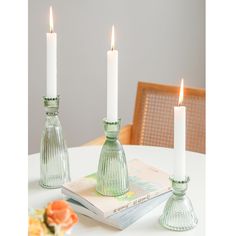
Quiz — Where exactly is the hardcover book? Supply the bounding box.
[66,191,172,229]
[62,159,171,218]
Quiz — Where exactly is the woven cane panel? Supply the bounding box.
[133,87,205,153]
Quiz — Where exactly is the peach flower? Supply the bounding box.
[46,200,78,232]
[28,217,44,236]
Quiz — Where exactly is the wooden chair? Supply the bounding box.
[84,82,205,154]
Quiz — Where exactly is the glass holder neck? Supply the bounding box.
[103,118,121,139]
[43,96,59,116]
[170,176,189,196]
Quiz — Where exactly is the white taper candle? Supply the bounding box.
[46,6,57,98]
[174,79,186,181]
[107,25,118,122]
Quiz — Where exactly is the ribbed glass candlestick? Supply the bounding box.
[40,96,70,189]
[159,176,198,231]
[96,119,129,196]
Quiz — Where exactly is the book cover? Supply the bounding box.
[62,159,171,218]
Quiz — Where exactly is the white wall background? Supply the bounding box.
[29,0,205,154]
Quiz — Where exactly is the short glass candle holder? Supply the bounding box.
[96,118,129,196]
[40,96,70,189]
[159,176,198,231]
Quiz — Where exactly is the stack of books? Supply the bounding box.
[62,159,172,230]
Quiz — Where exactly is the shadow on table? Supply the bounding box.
[28,179,42,192]
[77,213,169,233]
[119,214,168,233]
[150,221,168,232]
[78,214,118,232]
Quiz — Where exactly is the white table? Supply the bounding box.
[28,145,205,236]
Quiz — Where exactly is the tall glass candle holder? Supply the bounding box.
[40,96,70,189]
[159,176,198,231]
[96,119,129,196]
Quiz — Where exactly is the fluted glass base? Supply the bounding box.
[40,96,70,189]
[96,119,129,196]
[159,176,198,231]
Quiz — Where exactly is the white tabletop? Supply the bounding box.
[28,145,205,236]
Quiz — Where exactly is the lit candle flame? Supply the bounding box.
[111,25,115,50]
[178,79,184,106]
[49,6,54,33]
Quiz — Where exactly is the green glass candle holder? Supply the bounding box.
[40,96,70,189]
[96,118,129,196]
[159,176,198,231]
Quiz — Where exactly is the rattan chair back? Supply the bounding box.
[131,82,205,153]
